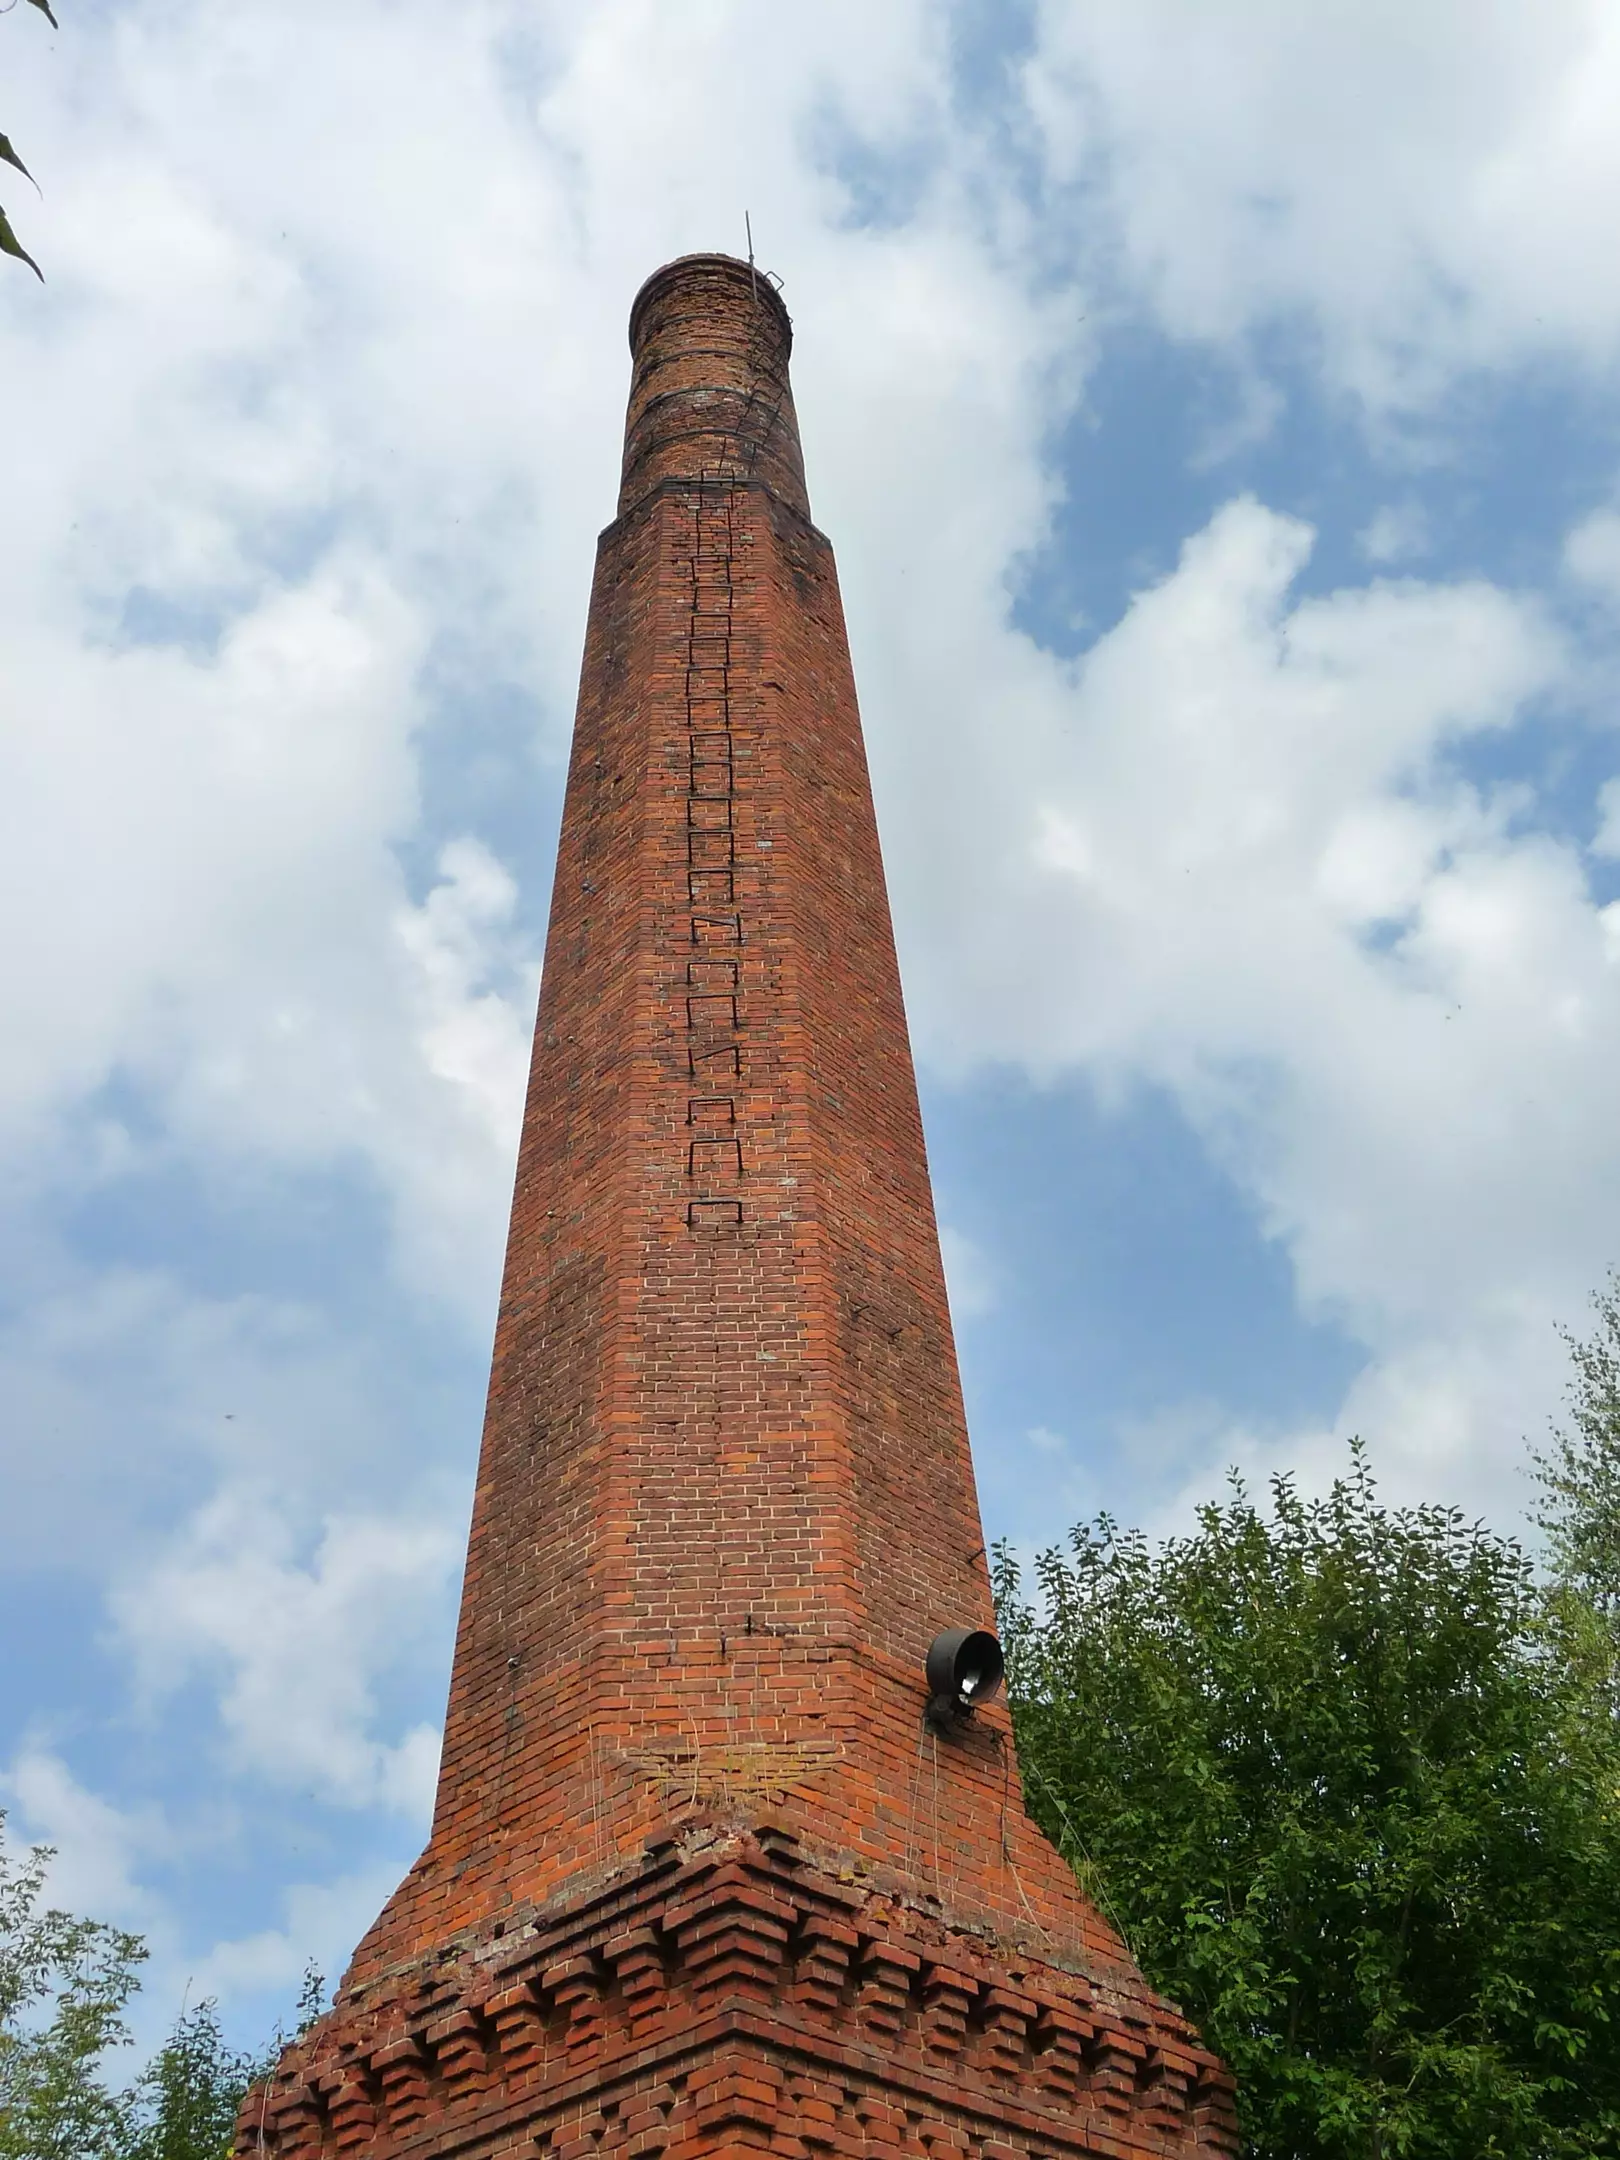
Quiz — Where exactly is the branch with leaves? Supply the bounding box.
[2,0,60,282]
[0,1816,145,2160]
[2,1813,325,2160]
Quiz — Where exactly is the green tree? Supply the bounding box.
[2,0,59,281]
[995,1449,1620,2159]
[122,1999,266,2160]
[1538,1271,1620,1632]
[288,1963,324,2040]
[0,1811,326,2160]
[0,1812,145,2160]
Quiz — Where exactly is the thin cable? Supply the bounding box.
[930,1729,943,1901]
[1022,1753,1138,1959]
[994,1729,1055,1949]
[902,1717,929,1882]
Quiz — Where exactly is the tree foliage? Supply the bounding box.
[1538,1271,1620,1632]
[0,1813,299,2160]
[996,1448,1620,2159]
[122,2000,266,2160]
[2,0,59,282]
[0,1818,145,2160]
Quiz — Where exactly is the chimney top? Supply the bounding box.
[618,249,807,518]
[628,251,792,357]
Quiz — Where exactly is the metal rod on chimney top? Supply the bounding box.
[746,211,757,298]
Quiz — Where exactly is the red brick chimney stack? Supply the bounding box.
[239,254,1236,2160]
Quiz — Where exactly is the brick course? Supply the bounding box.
[239,254,1236,2160]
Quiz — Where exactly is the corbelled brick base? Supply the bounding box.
[242,1816,1236,2160]
[238,254,1236,2160]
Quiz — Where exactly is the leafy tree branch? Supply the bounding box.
[1,0,59,281]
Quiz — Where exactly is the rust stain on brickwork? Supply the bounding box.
[239,253,1236,2160]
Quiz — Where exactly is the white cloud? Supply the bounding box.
[0,1743,411,2048]
[0,562,418,1135]
[389,841,537,1303]
[0,1748,165,1934]
[0,0,995,1334]
[1566,509,1620,601]
[189,1860,414,2011]
[1025,0,1620,405]
[0,1259,459,1577]
[112,1492,455,1816]
[878,494,1620,1522]
[1359,502,1431,567]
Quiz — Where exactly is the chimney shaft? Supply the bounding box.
[351,249,1120,1964]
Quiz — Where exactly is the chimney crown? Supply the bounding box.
[619,251,808,518]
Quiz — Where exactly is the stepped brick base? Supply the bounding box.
[237,1817,1238,2160]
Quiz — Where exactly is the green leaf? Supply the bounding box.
[1,1814,146,2159]
[0,136,40,197]
[24,0,61,29]
[123,1997,269,2160]
[0,204,42,282]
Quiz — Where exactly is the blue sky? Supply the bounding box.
[4,0,1620,2060]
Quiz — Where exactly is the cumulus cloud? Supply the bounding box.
[1025,0,1620,404]
[1566,509,1620,601]
[189,1861,416,2011]
[1358,502,1431,567]
[874,491,1619,1516]
[112,1493,455,1816]
[0,1748,165,1933]
[0,1259,459,1576]
[0,1744,414,2054]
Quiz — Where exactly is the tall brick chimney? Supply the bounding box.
[240,256,1236,2160]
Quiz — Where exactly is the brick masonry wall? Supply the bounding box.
[346,257,1133,1986]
